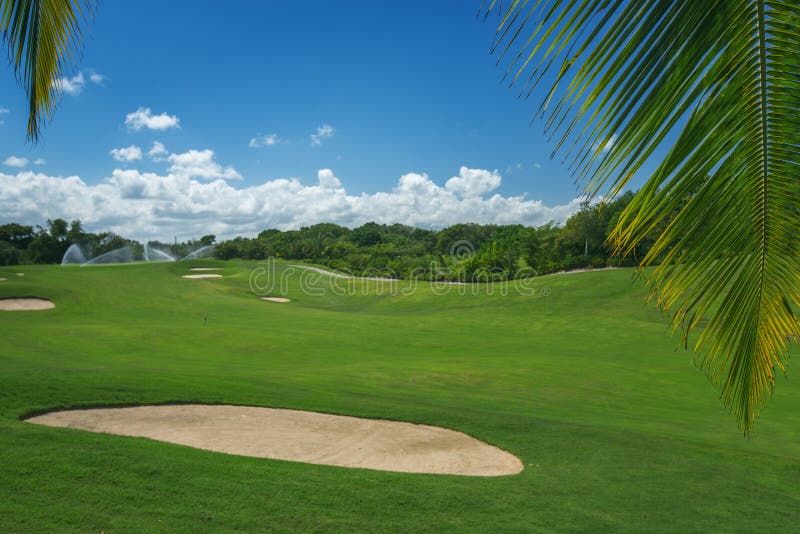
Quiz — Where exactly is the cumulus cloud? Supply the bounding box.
[0,107,8,114]
[3,156,28,168]
[167,149,241,180]
[33,158,46,165]
[0,166,582,241]
[445,167,501,197]
[317,168,343,189]
[310,124,335,146]
[249,134,280,148]
[125,107,180,131]
[54,72,85,95]
[109,145,143,162]
[147,141,168,160]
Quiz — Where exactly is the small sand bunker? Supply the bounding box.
[0,277,6,281]
[0,298,55,311]
[27,405,523,476]
[181,274,222,279]
[261,297,291,303]
[189,267,222,271]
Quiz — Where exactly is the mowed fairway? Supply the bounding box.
[1,261,799,532]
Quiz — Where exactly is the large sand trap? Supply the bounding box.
[181,274,222,279]
[0,298,55,311]
[261,297,291,303]
[26,404,523,476]
[189,267,222,271]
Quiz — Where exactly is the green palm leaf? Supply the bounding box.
[485,0,800,433]
[1,0,94,142]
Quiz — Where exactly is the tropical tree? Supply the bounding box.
[485,0,799,433]
[0,0,93,141]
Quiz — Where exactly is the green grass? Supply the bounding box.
[1,260,799,532]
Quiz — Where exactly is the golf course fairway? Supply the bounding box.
[1,260,799,531]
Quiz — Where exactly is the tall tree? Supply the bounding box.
[1,0,94,141]
[485,0,800,433]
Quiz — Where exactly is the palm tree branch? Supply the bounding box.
[486,0,800,433]
[0,0,94,142]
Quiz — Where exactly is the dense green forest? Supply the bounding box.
[1,191,662,279]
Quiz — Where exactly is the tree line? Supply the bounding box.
[1,191,664,279]
[213,190,666,280]
[0,219,215,266]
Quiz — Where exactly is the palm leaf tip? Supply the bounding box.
[0,0,95,142]
[486,0,800,433]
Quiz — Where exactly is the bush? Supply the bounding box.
[0,240,21,265]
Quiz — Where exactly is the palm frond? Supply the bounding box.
[1,0,94,142]
[486,0,800,433]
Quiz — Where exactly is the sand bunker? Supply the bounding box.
[0,298,55,311]
[181,274,222,279]
[261,297,291,303]
[0,277,6,281]
[189,267,222,271]
[26,404,522,476]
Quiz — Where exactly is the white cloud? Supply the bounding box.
[310,124,335,146]
[125,107,180,131]
[593,134,618,153]
[3,156,28,168]
[89,71,108,84]
[109,145,143,162]
[249,134,281,148]
[0,166,582,241]
[532,162,542,169]
[52,69,106,95]
[317,168,343,189]
[167,149,241,180]
[33,158,46,165]
[505,162,525,175]
[445,167,501,197]
[0,107,9,114]
[54,72,85,95]
[147,141,168,160]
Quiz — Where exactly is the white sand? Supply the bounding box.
[261,297,291,303]
[0,298,55,311]
[0,277,6,281]
[189,267,222,271]
[27,404,523,476]
[16,273,24,276]
[181,274,222,279]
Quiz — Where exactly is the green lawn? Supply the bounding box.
[1,261,798,532]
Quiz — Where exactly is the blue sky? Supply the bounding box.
[0,1,637,240]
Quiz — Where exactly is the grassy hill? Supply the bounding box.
[1,261,798,531]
